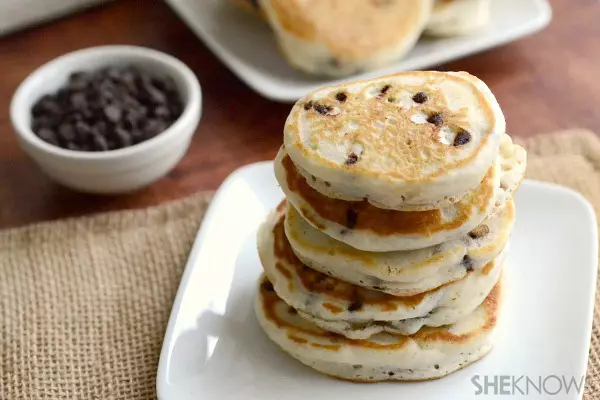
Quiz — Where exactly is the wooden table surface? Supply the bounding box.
[0,0,598,229]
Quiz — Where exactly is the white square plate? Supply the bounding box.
[164,0,551,102]
[157,162,597,400]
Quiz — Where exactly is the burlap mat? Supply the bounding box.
[1,129,599,399]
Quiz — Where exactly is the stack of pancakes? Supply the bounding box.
[255,71,526,381]
[229,0,492,76]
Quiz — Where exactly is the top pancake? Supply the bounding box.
[258,0,433,76]
[284,71,505,210]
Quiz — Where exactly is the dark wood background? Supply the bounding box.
[0,0,598,228]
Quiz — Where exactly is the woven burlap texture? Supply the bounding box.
[1,129,599,399]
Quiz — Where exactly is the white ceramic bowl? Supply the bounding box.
[10,45,202,194]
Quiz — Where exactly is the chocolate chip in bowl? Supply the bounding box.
[11,46,202,194]
[31,66,184,152]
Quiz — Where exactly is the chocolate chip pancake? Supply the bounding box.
[285,199,514,296]
[255,274,503,381]
[276,146,501,251]
[283,71,505,211]
[258,0,433,76]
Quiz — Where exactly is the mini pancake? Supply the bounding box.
[285,198,514,296]
[425,0,491,37]
[276,147,500,251]
[276,133,525,252]
[257,205,504,339]
[255,274,503,381]
[257,0,433,77]
[283,71,505,210]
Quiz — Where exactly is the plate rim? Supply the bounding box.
[156,161,598,399]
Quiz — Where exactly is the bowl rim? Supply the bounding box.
[10,45,202,161]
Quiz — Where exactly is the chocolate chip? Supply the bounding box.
[37,128,59,146]
[104,104,122,123]
[434,364,440,370]
[335,92,347,102]
[154,106,170,119]
[261,280,274,292]
[68,72,89,91]
[453,129,472,146]
[468,224,489,239]
[92,134,109,151]
[324,182,331,187]
[346,209,358,229]
[345,153,359,165]
[462,255,473,272]
[57,124,76,142]
[70,92,87,110]
[388,372,395,376]
[412,92,428,104]
[30,65,182,152]
[348,301,363,312]
[75,121,92,137]
[303,101,313,110]
[427,112,444,127]
[288,306,298,315]
[313,103,331,115]
[353,365,362,369]
[144,119,167,138]
[115,127,133,148]
[340,229,348,235]
[380,84,391,94]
